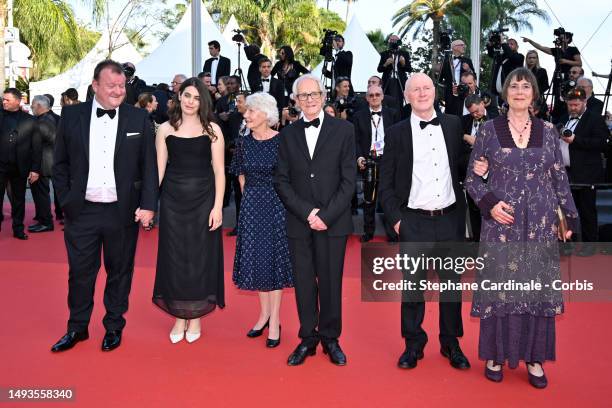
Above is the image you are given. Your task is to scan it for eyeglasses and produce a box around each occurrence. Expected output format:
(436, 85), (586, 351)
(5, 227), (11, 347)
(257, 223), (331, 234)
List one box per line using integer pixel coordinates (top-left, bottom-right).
(171, 81), (183, 85)
(296, 92), (323, 101)
(367, 93), (382, 97)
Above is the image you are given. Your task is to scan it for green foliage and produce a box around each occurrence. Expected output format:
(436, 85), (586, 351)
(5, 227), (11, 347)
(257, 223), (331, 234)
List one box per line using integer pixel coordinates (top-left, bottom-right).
(158, 0), (187, 42)
(125, 27), (148, 54)
(367, 29), (387, 53)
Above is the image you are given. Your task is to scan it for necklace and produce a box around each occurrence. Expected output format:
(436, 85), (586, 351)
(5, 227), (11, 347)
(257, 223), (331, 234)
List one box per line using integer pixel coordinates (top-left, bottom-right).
(508, 116), (531, 145)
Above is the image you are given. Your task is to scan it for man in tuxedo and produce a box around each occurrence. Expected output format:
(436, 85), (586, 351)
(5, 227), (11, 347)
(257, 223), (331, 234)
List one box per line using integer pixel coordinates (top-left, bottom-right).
(225, 92), (247, 236)
(245, 44), (267, 92)
(368, 75), (401, 111)
(377, 35), (412, 104)
(577, 77), (604, 115)
(28, 95), (58, 233)
(44, 93), (64, 222)
(354, 85), (400, 242)
(51, 60), (158, 353)
(324, 35), (353, 89)
(460, 94), (498, 242)
(0, 88), (41, 239)
(558, 89), (608, 249)
(458, 71), (498, 117)
(487, 37), (524, 103)
(203, 40), (231, 88)
(274, 74), (356, 366)
(254, 57), (284, 111)
(379, 73), (470, 371)
(122, 62), (149, 106)
(439, 39), (475, 116)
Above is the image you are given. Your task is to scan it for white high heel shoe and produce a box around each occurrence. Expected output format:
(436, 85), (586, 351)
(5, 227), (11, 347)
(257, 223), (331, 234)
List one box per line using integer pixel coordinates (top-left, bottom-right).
(169, 321), (187, 344)
(185, 320), (201, 343)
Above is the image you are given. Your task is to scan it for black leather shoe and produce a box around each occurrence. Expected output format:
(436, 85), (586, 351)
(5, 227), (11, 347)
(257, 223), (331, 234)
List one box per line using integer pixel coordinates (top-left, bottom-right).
(51, 330), (89, 352)
(266, 326), (281, 348)
(13, 231), (28, 240)
(322, 341), (347, 366)
(28, 224), (54, 233)
(246, 319), (269, 338)
(440, 344), (471, 369)
(287, 343), (316, 366)
(101, 330), (122, 351)
(360, 233), (373, 243)
(397, 349), (424, 369)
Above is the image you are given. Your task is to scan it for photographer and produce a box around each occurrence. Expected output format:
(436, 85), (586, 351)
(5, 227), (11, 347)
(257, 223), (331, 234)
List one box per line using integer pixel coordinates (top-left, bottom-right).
(458, 71), (498, 117)
(245, 44), (267, 91)
(577, 77), (604, 115)
(367, 76), (401, 110)
(323, 34), (353, 88)
(439, 39), (475, 116)
(203, 40), (231, 87)
(332, 77), (365, 121)
(353, 85), (400, 242)
(377, 35), (412, 103)
(122, 62), (148, 105)
(558, 88), (608, 249)
(487, 34), (524, 101)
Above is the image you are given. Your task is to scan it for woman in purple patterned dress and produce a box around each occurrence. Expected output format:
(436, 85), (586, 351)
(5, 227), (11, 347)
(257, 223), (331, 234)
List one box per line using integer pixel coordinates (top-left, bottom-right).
(465, 68), (578, 388)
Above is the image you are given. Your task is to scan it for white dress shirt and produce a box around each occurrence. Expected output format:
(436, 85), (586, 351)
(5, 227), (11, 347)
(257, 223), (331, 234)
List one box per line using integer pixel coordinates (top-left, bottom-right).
(369, 107), (385, 155)
(261, 76), (271, 93)
(453, 57), (461, 84)
(304, 110), (325, 159)
(86, 98), (118, 202)
(210, 57), (219, 85)
(408, 112), (456, 210)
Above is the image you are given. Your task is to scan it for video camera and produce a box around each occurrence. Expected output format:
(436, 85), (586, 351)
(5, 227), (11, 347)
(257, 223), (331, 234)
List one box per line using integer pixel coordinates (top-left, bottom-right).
(439, 30), (453, 52)
(232, 29), (245, 43)
(334, 96), (358, 116)
(320, 29), (338, 62)
(560, 79), (577, 98)
(553, 27), (573, 47)
(488, 28), (509, 50)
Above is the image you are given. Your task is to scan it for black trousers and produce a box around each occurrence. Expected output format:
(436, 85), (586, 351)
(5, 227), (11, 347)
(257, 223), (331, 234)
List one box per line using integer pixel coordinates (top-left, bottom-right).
(399, 207), (464, 351)
(288, 234), (348, 348)
(64, 202), (139, 332)
(571, 187), (598, 242)
(52, 181), (64, 220)
(30, 176), (53, 226)
(363, 162), (398, 239)
(0, 164), (27, 234)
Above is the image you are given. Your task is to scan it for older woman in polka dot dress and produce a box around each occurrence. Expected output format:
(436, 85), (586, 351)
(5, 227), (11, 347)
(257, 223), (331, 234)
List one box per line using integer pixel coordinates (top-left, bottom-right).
(230, 92), (293, 348)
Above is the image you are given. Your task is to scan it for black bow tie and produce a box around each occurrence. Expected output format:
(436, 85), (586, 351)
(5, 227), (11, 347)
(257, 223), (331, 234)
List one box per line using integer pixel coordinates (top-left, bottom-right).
(261, 78), (270, 82)
(453, 56), (461, 60)
(419, 117), (440, 129)
(303, 118), (320, 129)
(371, 111), (381, 116)
(569, 115), (580, 120)
(96, 107), (116, 119)
(211, 57), (218, 60)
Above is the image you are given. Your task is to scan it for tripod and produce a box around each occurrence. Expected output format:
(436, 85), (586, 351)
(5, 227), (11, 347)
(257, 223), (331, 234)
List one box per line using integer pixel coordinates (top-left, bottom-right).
(234, 42), (249, 91)
(602, 58), (612, 113)
(321, 56), (336, 102)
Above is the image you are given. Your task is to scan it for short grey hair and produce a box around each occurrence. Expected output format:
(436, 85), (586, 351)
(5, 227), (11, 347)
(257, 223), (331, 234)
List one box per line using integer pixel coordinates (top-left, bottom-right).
(577, 77), (593, 87)
(173, 74), (187, 81)
(32, 95), (50, 109)
(291, 74), (327, 101)
(246, 92), (279, 127)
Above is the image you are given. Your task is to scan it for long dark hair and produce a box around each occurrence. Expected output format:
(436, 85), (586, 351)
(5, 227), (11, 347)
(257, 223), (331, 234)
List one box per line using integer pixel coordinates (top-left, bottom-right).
(169, 77), (217, 141)
(280, 45), (295, 63)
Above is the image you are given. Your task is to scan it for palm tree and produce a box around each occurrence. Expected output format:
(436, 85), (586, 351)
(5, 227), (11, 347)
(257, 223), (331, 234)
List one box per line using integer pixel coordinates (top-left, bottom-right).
(482, 0), (549, 33)
(392, 0), (463, 76)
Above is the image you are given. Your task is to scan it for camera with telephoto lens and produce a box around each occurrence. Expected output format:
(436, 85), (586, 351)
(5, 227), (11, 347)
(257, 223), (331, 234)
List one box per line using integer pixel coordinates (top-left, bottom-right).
(320, 29), (338, 62)
(555, 122), (574, 138)
(232, 29), (245, 43)
(389, 37), (402, 54)
(560, 79), (576, 98)
(122, 63), (135, 78)
(334, 96), (357, 116)
(363, 151), (378, 205)
(553, 27), (573, 47)
(488, 28), (509, 48)
(457, 83), (470, 99)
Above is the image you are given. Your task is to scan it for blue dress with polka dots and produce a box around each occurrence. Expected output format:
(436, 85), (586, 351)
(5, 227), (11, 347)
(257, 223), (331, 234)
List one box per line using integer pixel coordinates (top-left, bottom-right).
(230, 133), (293, 291)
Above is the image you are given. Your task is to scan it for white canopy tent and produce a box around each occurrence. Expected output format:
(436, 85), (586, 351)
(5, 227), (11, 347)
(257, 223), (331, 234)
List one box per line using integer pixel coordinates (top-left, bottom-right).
(135, 7), (250, 85)
(28, 30), (141, 109)
(311, 17), (381, 92)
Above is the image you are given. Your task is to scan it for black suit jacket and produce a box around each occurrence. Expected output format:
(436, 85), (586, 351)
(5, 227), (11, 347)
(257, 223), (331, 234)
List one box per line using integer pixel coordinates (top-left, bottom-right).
(273, 114), (356, 238)
(353, 107), (400, 159)
(53, 101), (159, 224)
(487, 44), (524, 96)
(203, 56), (231, 84)
(247, 53), (267, 91)
(324, 50), (353, 81)
(439, 55), (475, 115)
(36, 112), (58, 177)
(559, 109), (608, 184)
(586, 96), (604, 116)
(377, 50), (412, 90)
(0, 110), (41, 176)
(254, 77), (285, 110)
(379, 114), (466, 228)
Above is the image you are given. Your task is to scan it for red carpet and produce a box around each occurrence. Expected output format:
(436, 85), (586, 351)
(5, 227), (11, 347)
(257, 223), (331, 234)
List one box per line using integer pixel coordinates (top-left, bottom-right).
(1, 204), (610, 407)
